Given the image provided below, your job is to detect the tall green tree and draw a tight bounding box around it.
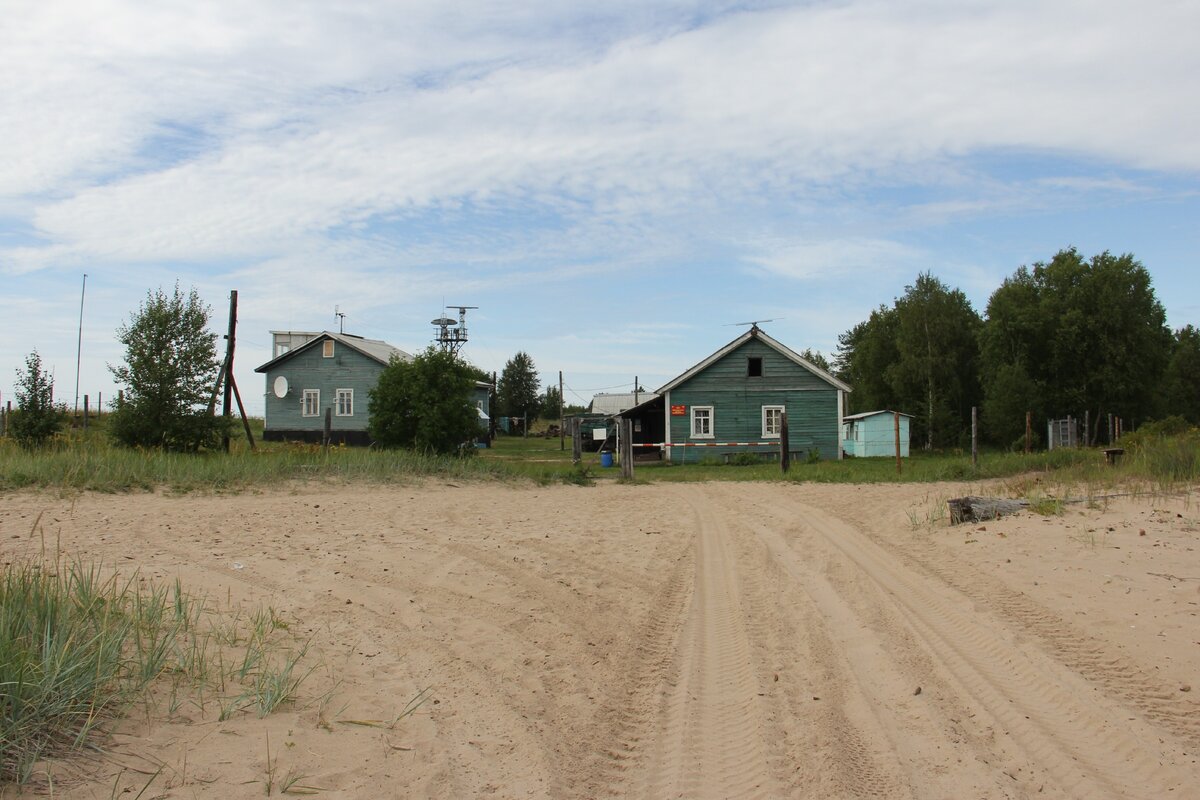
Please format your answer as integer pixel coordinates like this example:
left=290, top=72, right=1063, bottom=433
left=835, top=305, right=900, bottom=413
left=10, top=350, right=66, bottom=448
left=1164, top=325, right=1200, bottom=424
left=887, top=273, right=982, bottom=449
left=368, top=346, right=480, bottom=454
left=979, top=249, right=1172, bottom=443
left=108, top=285, right=225, bottom=451
left=538, top=385, right=563, bottom=420
left=497, top=351, right=540, bottom=419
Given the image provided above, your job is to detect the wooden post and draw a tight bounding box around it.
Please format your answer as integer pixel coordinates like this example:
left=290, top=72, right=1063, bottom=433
left=1067, top=415, right=1073, bottom=448
left=971, top=406, right=978, bottom=468
left=559, top=370, right=564, bottom=451
left=620, top=418, right=634, bottom=480
left=894, top=411, right=902, bottom=475
left=221, top=291, right=238, bottom=452
left=97, top=392, right=102, bottom=418
left=571, top=417, right=582, bottom=464
left=1116, top=417, right=1122, bottom=441
left=779, top=410, right=790, bottom=473
left=1107, top=413, right=1114, bottom=445
left=1084, top=409, right=1090, bottom=447
left=83, top=395, right=89, bottom=430
left=1025, top=411, right=1032, bottom=454
left=523, top=411, right=528, bottom=438
left=323, top=407, right=332, bottom=449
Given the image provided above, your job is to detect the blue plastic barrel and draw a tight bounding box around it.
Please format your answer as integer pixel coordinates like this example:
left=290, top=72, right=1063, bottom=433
left=600, top=451, right=614, bottom=468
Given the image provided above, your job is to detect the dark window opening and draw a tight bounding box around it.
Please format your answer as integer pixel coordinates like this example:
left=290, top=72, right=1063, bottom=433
left=748, top=357, right=763, bottom=377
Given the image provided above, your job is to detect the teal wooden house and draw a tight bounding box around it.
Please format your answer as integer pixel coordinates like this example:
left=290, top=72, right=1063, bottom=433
left=620, top=326, right=851, bottom=463
left=254, top=331, right=494, bottom=446
left=842, top=410, right=912, bottom=458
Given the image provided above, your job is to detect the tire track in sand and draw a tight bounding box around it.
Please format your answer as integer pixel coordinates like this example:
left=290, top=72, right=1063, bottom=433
left=764, top=492, right=1196, bottom=799
left=626, top=486, right=783, bottom=799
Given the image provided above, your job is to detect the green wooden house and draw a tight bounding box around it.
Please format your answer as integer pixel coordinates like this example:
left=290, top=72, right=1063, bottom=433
left=620, top=326, right=850, bottom=463
left=254, top=331, right=494, bottom=446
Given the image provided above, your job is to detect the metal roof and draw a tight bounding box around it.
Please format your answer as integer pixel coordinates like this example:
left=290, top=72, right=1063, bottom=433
left=590, top=391, right=659, bottom=415
left=255, top=331, right=411, bottom=372
left=843, top=410, right=914, bottom=421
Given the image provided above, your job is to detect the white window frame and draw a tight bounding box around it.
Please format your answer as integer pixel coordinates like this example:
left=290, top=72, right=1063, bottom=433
left=335, top=388, right=353, bottom=417
left=762, top=405, right=785, bottom=438
left=275, top=343, right=290, bottom=357
left=691, top=406, right=714, bottom=439
left=302, top=389, right=320, bottom=417
left=322, top=340, right=335, bottom=358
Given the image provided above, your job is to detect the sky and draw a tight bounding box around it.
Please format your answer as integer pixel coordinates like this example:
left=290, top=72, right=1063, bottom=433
left=2, top=0, right=1198, bottom=416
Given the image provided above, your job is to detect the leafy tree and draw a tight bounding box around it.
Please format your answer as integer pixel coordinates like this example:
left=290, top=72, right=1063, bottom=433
left=497, top=351, right=540, bottom=419
left=539, top=385, right=563, bottom=420
left=10, top=350, right=66, bottom=448
left=979, top=249, right=1172, bottom=443
left=368, top=346, right=480, bottom=454
left=887, top=273, right=982, bottom=449
left=1164, top=325, right=1200, bottom=424
left=799, top=348, right=831, bottom=372
left=836, top=306, right=900, bottom=413
left=108, top=285, right=225, bottom=451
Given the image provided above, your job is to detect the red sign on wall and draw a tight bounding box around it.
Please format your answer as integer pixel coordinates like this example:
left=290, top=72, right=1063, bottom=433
left=670, top=404, right=687, bottom=416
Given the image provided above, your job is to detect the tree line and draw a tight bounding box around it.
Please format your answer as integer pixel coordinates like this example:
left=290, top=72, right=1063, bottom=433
left=835, top=248, right=1200, bottom=450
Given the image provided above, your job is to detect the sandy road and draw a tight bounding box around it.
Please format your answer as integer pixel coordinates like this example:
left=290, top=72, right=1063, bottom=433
left=2, top=481, right=1198, bottom=799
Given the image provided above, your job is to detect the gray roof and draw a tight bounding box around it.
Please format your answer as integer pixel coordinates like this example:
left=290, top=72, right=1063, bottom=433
left=655, top=327, right=852, bottom=394
left=255, top=331, right=411, bottom=372
left=590, top=391, right=659, bottom=415
left=843, top=410, right=914, bottom=421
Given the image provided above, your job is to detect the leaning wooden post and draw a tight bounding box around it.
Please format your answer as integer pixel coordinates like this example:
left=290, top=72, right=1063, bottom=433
left=620, top=418, right=634, bottom=480
left=971, top=406, right=978, bottom=469
left=1025, top=411, right=1032, bottom=454
left=323, top=407, right=332, bottom=449
left=894, top=411, right=902, bottom=475
left=780, top=410, right=790, bottom=473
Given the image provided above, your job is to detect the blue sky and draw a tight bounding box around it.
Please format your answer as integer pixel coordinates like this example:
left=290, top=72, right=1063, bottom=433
left=2, top=0, right=1197, bottom=415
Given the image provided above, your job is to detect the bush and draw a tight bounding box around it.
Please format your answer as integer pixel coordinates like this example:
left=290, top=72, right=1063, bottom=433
left=369, top=347, right=481, bottom=455
left=9, top=351, right=66, bottom=449
left=109, top=285, right=226, bottom=451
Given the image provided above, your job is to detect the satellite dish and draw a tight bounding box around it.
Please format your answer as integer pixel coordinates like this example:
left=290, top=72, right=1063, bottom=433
left=431, top=317, right=458, bottom=327
left=273, top=376, right=289, bottom=398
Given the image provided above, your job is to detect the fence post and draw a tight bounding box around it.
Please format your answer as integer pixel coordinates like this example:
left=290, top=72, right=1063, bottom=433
left=571, top=418, right=582, bottom=464
left=1025, top=411, right=1031, bottom=453
left=83, top=395, right=89, bottom=430
left=971, top=406, right=978, bottom=468
left=323, top=408, right=332, bottom=449
left=894, top=411, right=902, bottom=475
left=620, top=418, right=634, bottom=480
left=779, top=410, right=790, bottom=473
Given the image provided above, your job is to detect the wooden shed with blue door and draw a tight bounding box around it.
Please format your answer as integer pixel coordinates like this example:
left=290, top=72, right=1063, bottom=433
left=619, top=325, right=850, bottom=463
left=841, top=410, right=912, bottom=458
left=256, top=331, right=493, bottom=445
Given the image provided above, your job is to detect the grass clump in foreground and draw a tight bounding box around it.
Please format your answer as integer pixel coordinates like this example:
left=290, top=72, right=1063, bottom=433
left=0, top=551, right=315, bottom=785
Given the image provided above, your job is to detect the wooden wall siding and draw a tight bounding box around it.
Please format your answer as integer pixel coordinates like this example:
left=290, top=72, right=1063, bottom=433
left=668, top=339, right=839, bottom=463
left=264, top=344, right=384, bottom=432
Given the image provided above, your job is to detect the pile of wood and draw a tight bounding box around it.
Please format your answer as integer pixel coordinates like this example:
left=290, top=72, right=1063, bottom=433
left=948, top=496, right=1029, bottom=525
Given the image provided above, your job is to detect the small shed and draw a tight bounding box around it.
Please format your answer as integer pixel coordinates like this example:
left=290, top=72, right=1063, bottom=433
left=841, top=410, right=912, bottom=458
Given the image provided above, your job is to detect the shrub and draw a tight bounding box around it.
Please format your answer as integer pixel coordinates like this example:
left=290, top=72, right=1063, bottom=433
left=9, top=351, right=66, bottom=449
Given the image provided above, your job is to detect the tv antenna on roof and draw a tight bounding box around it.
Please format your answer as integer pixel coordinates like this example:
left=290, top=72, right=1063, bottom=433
left=729, top=318, right=778, bottom=332
left=334, top=306, right=346, bottom=334
left=433, top=305, right=477, bottom=355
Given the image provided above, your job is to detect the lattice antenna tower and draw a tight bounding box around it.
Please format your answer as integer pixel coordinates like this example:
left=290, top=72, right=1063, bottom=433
left=432, top=305, right=478, bottom=355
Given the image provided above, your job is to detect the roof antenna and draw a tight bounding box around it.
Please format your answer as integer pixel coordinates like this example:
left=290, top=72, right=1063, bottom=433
left=729, top=318, right=776, bottom=333
left=334, top=305, right=346, bottom=334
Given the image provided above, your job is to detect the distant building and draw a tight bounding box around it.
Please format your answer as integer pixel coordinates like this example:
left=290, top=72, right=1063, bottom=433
left=619, top=326, right=850, bottom=463
left=841, top=410, right=912, bottom=458
left=589, top=391, right=658, bottom=416
left=255, top=331, right=489, bottom=446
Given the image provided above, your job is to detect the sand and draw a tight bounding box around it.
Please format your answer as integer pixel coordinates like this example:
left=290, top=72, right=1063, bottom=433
left=1, top=480, right=1198, bottom=799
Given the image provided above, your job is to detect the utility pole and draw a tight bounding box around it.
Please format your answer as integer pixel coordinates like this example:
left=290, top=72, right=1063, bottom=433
left=74, top=273, right=87, bottom=416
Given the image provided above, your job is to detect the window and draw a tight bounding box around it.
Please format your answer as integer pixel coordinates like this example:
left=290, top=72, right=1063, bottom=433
left=691, top=406, right=714, bottom=438
left=302, top=389, right=320, bottom=417
left=322, top=340, right=335, bottom=358
left=275, top=343, right=290, bottom=357
left=762, top=405, right=785, bottom=438
left=335, top=388, right=353, bottom=417
left=747, top=357, right=763, bottom=377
